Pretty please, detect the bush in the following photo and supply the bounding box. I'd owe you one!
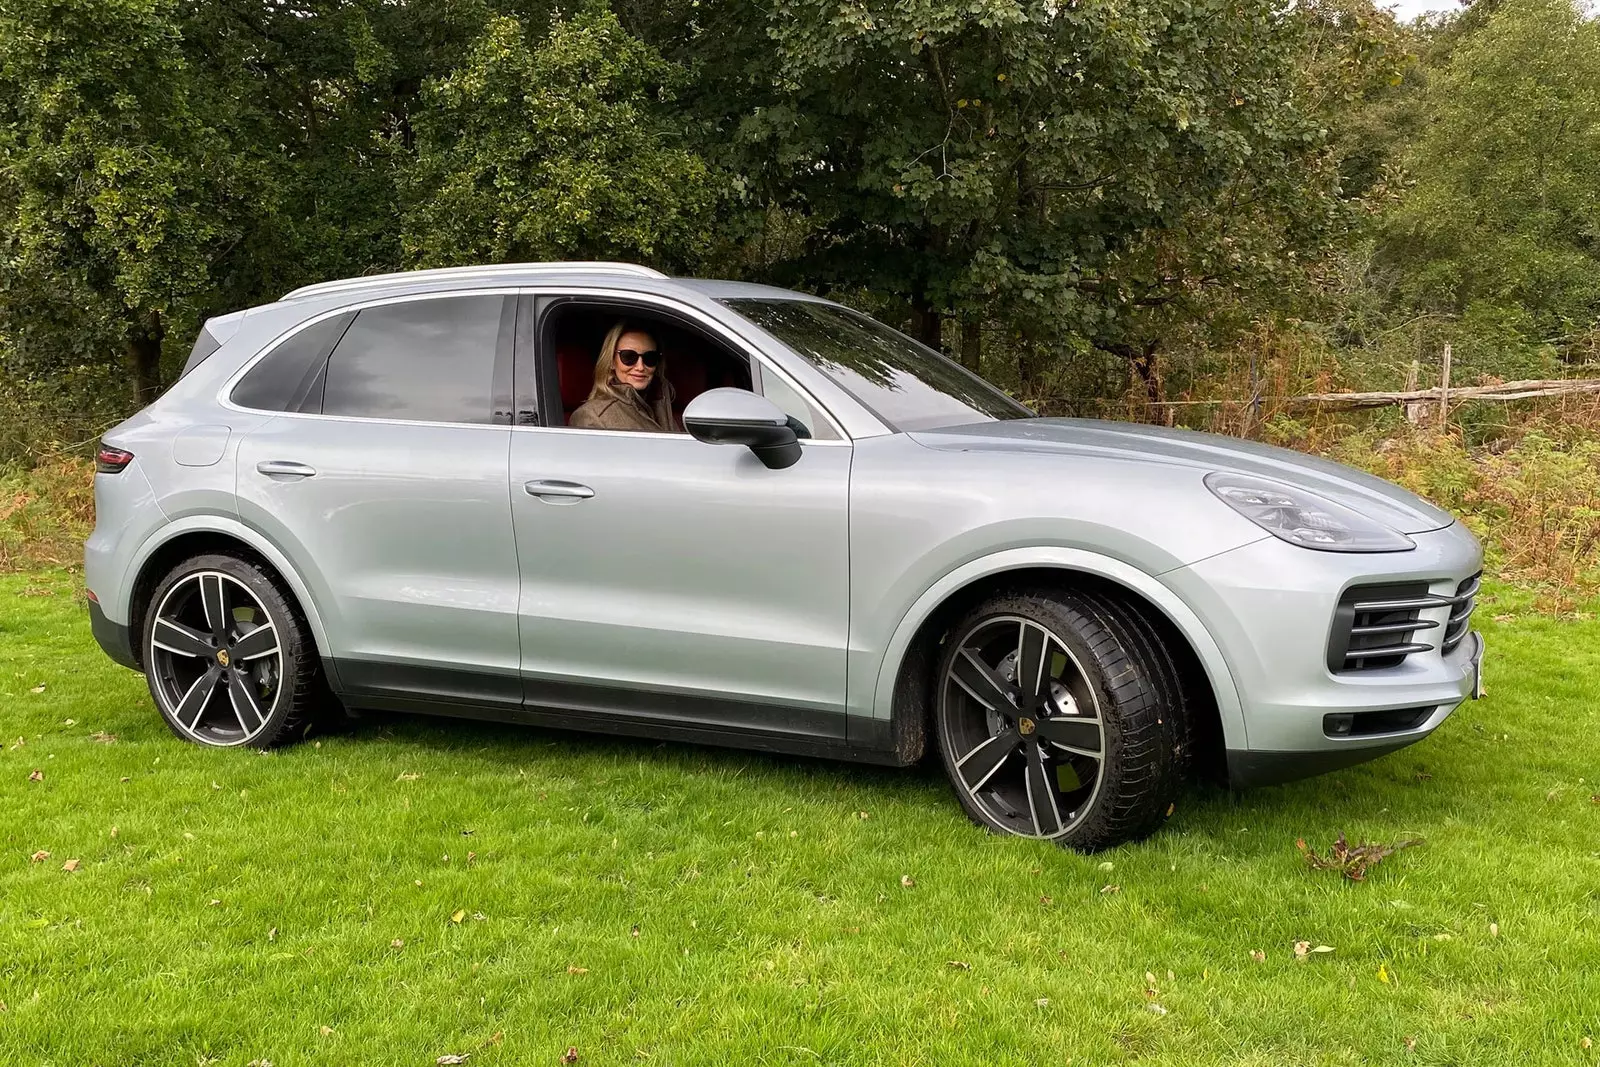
[0,457,96,572]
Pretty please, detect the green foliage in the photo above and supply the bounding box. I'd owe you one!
[1381,0,1600,344]
[402,6,721,270]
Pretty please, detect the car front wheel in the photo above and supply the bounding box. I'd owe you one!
[933,588,1185,851]
[142,553,321,748]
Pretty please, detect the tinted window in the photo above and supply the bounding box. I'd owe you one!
[757,365,839,440]
[323,296,508,423]
[180,326,223,379]
[725,299,1031,432]
[231,313,355,412]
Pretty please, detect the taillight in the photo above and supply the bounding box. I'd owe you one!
[95,444,135,473]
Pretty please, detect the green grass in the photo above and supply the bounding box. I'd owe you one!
[2,570,1598,1066]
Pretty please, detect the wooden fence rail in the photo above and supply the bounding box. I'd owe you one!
[1288,377,1600,410]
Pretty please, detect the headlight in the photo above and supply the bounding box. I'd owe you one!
[1204,473,1415,553]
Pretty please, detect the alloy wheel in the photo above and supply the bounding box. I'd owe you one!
[939,615,1106,839]
[148,571,283,746]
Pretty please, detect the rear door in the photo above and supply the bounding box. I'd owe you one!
[232,291,524,711]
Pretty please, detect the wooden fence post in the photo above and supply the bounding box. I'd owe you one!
[1439,343,1452,427]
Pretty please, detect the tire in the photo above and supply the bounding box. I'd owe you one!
[141,552,322,748]
[932,587,1185,851]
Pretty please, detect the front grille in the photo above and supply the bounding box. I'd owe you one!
[1327,572,1481,673]
[1440,572,1480,655]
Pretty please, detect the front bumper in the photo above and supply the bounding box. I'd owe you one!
[1163,523,1484,786]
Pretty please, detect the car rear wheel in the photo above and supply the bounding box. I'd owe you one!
[933,589,1184,851]
[142,553,320,748]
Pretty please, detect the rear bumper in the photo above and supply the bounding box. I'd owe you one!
[89,598,141,671]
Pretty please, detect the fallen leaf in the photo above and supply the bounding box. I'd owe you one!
[268,927,278,942]
[396,772,422,781]
[460,828,475,836]
[1035,997,1050,1007]
[62,718,74,726]
[1294,941,1311,959]
[1098,861,1115,871]
[855,810,870,820]
[567,965,589,974]
[1403,1037,1417,1052]
[1148,1002,1169,1016]
[945,960,970,970]
[1040,895,1053,906]
[473,912,486,922]
[900,875,915,888]
[208,899,222,907]
[562,1048,580,1064]
[319,1026,334,1036]
[29,684,45,694]
[1249,950,1266,963]
[1100,884,1120,894]
[28,770,43,782]
[466,851,477,864]
[392,939,404,949]
[30,850,49,863]
[1489,922,1499,938]
[1377,963,1391,984]
[61,859,79,872]
[1311,945,1335,954]
[120,776,130,782]
[451,910,466,924]
[91,732,116,743]
[1298,833,1423,881]
[436,1056,470,1065]
[247,1060,273,1067]
[1581,1037,1592,1050]
[630,924,640,938]
[109,827,118,838]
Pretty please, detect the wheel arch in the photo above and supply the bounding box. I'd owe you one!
[124,518,333,668]
[875,549,1245,779]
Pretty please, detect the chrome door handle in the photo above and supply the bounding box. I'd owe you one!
[256,460,317,478]
[524,479,595,500]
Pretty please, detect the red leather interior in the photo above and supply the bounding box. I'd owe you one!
[666,355,709,423]
[556,344,592,424]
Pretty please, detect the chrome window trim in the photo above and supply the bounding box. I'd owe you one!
[522,285,858,444]
[218,288,524,430]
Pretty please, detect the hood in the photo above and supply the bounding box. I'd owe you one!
[910,418,1455,535]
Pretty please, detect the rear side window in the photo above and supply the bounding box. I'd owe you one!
[231,313,355,412]
[322,295,508,424]
[180,327,223,379]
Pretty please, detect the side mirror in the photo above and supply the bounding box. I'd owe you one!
[683,388,802,470]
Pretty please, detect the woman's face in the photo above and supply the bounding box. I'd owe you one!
[612,330,658,391]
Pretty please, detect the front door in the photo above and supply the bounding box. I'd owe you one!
[509,303,852,741]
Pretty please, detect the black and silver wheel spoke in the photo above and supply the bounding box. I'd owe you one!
[941,615,1106,840]
[1036,714,1102,757]
[228,667,267,731]
[200,573,231,643]
[149,570,284,746]
[176,666,224,730]
[231,623,278,662]
[1024,741,1063,837]
[957,727,1021,791]
[151,617,215,660]
[949,648,1013,711]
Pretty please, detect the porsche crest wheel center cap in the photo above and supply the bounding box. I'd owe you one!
[1018,717,1036,736]
[216,649,230,668]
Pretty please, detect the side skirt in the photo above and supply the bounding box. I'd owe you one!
[329,659,907,767]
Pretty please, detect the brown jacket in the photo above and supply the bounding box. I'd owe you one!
[570,375,678,433]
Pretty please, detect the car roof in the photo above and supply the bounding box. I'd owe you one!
[279,263,832,306]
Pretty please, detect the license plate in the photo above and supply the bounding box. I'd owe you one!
[1470,633,1486,700]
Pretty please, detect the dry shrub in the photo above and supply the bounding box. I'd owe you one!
[1333,428,1600,609]
[0,457,96,572]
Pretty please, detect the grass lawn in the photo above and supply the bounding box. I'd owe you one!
[2,569,1598,1066]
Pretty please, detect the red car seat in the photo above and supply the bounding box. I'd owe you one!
[556,343,592,425]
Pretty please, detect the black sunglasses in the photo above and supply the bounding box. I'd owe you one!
[616,349,661,369]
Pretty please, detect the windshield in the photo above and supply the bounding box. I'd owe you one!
[723,299,1032,432]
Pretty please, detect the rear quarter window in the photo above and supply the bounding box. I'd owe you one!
[230,313,356,413]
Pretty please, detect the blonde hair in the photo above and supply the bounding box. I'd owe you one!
[589,321,661,401]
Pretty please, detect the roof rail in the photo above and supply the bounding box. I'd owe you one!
[281,262,669,302]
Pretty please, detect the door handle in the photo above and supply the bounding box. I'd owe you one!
[524,479,595,501]
[256,460,317,478]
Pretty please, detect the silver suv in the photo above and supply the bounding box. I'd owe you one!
[86,262,1485,850]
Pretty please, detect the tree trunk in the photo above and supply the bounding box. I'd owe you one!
[910,292,943,353]
[960,318,982,374]
[127,310,164,407]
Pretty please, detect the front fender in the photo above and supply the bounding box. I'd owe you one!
[864,547,1247,751]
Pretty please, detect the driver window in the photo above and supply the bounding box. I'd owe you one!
[545,303,751,433]
[758,367,841,441]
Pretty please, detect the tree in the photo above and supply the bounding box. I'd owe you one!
[1381,0,1600,369]
[400,5,722,271]
[627,0,1349,405]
